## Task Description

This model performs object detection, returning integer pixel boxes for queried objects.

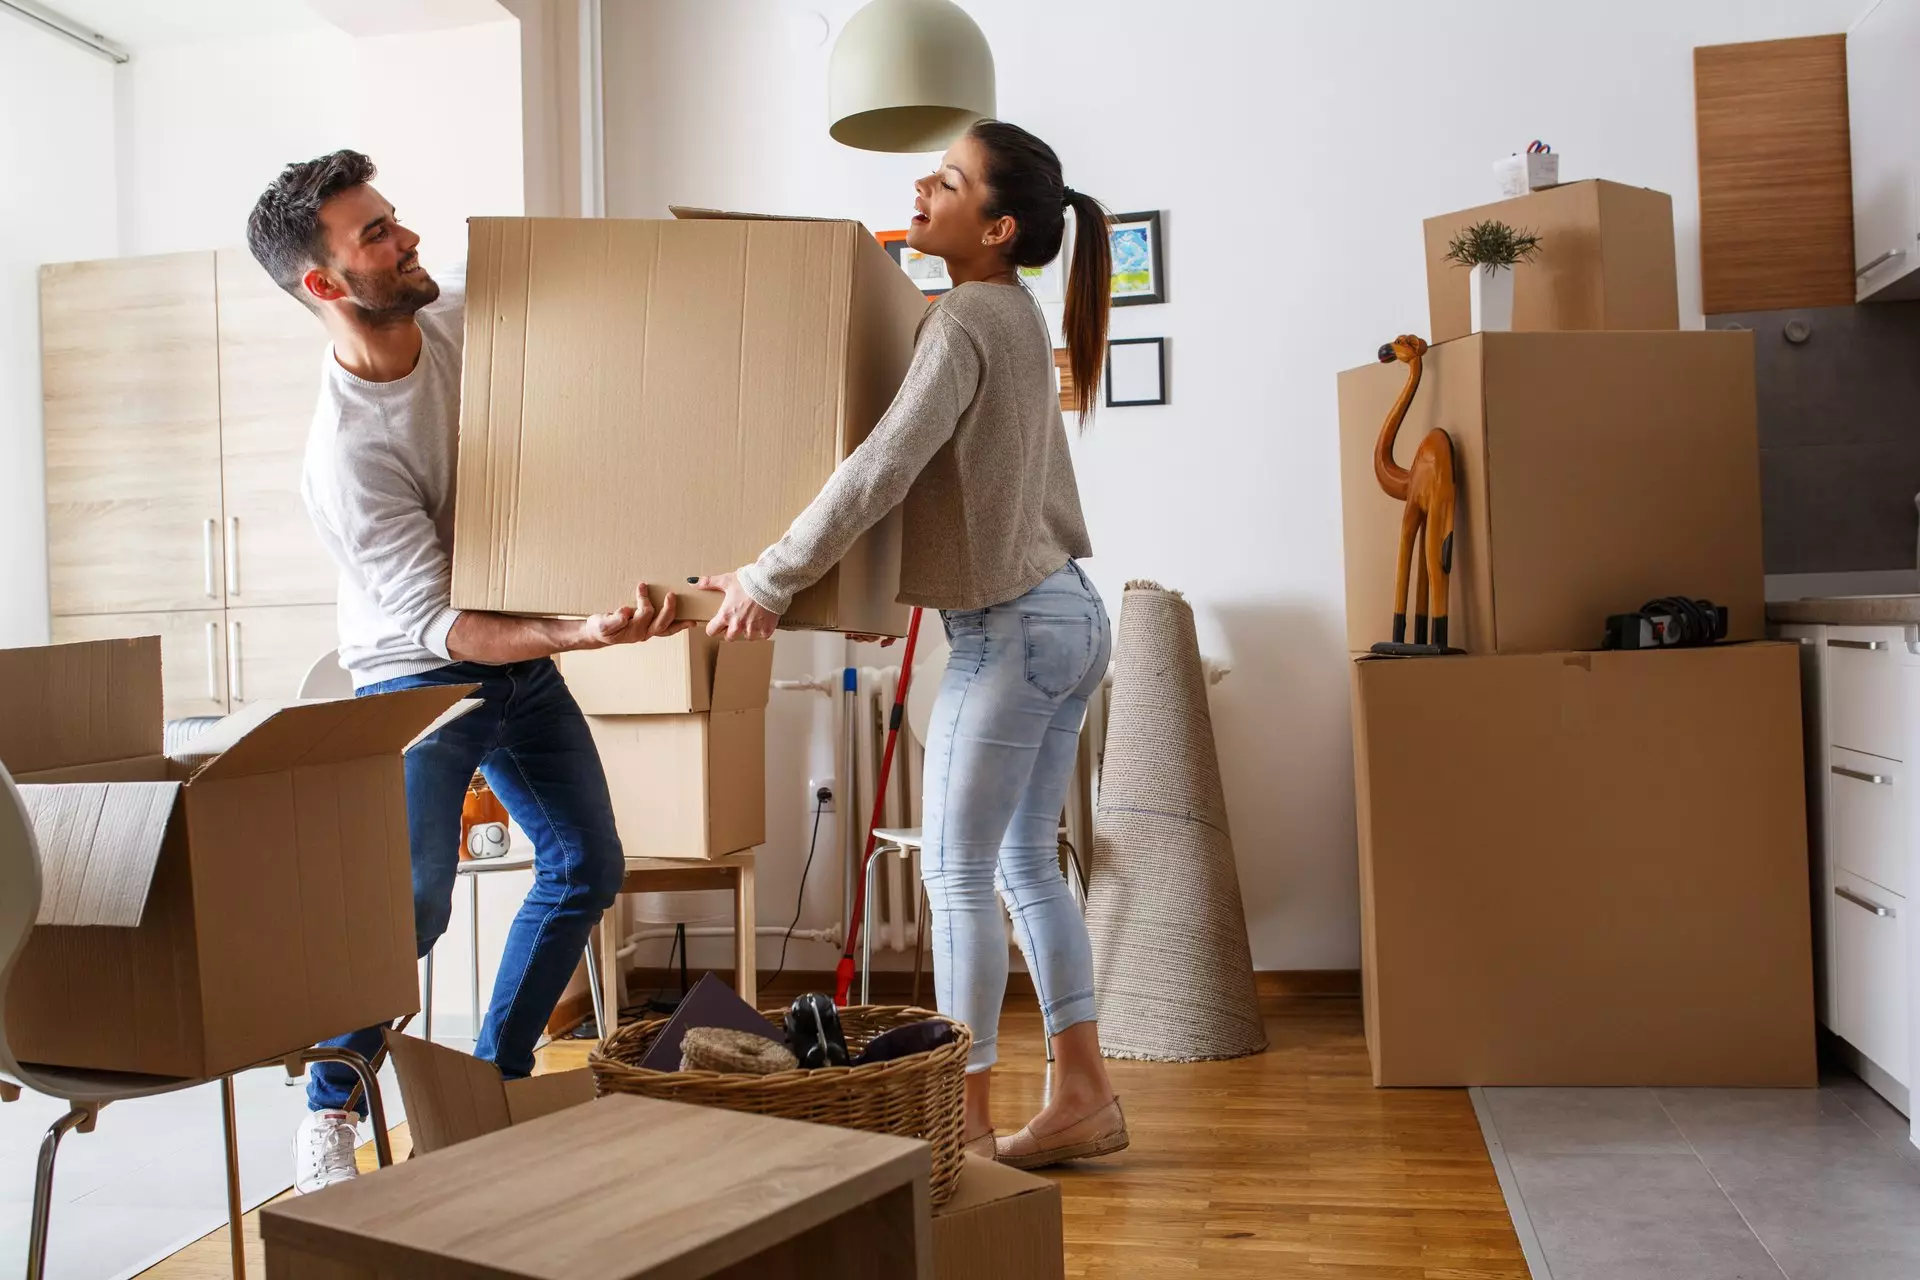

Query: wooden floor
[143,997,1526,1278]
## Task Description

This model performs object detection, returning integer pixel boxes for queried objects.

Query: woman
[698,120,1125,1169]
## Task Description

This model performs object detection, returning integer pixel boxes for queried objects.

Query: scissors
[1526,140,1552,155]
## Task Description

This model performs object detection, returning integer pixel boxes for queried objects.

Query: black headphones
[784,994,850,1069]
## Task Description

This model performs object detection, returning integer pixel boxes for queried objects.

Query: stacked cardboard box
[558,630,774,860]
[1336,185,1816,1086]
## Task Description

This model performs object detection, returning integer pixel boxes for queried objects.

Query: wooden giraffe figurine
[1373,335,1458,651]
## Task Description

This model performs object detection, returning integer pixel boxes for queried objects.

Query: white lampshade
[828,0,996,153]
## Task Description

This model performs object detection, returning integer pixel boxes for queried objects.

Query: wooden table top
[260,1094,928,1280]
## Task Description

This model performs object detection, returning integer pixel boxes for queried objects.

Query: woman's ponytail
[1061,189,1111,427]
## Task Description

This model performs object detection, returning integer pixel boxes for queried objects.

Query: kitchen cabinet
[1774,621,1912,1104]
[40,248,336,716]
[52,609,229,721]
[1849,0,1920,301]
[40,253,227,616]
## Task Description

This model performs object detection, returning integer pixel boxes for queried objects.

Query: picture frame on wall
[875,229,952,297]
[1108,210,1165,306]
[1106,337,1168,407]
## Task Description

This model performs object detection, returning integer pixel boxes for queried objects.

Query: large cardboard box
[0,638,467,1078]
[557,629,773,716]
[1350,643,1817,1087]
[933,1157,1064,1280]
[1424,180,1680,343]
[1337,331,1764,655]
[583,638,774,860]
[451,213,928,636]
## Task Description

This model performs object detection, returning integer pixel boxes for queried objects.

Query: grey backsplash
[1714,301,1920,576]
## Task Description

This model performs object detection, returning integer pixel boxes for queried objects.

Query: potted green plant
[1444,220,1542,333]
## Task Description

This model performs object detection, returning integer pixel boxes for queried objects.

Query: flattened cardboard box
[451,213,928,636]
[1424,179,1680,343]
[1350,643,1816,1087]
[1,637,468,1078]
[1337,330,1763,655]
[557,630,774,716]
[382,1030,594,1155]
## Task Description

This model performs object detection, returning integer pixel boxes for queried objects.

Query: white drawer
[1832,868,1909,1086]
[1830,747,1908,898]
[1826,627,1907,762]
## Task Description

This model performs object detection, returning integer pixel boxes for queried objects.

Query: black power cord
[1603,596,1728,650]
[764,790,829,994]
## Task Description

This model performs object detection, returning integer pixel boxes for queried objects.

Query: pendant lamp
[828,0,995,153]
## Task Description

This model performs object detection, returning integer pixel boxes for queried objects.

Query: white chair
[2,760,392,1277]
[297,648,354,699]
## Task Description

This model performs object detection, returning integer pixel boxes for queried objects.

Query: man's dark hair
[246,149,376,304]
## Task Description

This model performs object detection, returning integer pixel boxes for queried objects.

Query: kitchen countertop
[1766,595,1920,626]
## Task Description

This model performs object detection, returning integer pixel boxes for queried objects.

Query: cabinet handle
[226,516,240,597]
[203,519,218,599]
[1836,885,1896,918]
[1831,765,1893,785]
[228,619,243,704]
[205,621,220,701]
[1827,639,1890,651]
[1857,248,1907,278]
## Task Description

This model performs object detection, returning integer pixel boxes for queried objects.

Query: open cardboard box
[582,637,774,859]
[450,208,927,637]
[0,637,473,1078]
[384,1032,1064,1278]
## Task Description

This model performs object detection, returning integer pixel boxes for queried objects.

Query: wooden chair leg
[733,862,757,1008]
[598,901,622,1038]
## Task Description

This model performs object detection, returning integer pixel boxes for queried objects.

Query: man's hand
[694,570,779,641]
[575,583,685,650]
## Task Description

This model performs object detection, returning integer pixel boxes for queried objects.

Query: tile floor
[1477,1070,1920,1280]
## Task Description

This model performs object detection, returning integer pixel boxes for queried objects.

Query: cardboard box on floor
[383,1032,1063,1280]
[0,638,470,1078]
[1350,643,1817,1087]
[1337,330,1764,655]
[582,637,775,859]
[1424,180,1680,342]
[450,210,928,637]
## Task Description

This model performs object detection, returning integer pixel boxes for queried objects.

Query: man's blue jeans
[307,658,624,1113]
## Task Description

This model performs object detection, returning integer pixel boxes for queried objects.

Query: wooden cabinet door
[52,610,228,720]
[41,253,227,615]
[225,604,338,709]
[215,249,336,609]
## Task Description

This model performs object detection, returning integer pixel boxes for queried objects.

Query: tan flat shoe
[995,1098,1129,1170]
[963,1128,998,1161]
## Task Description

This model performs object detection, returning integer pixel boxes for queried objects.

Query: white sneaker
[296,1109,361,1194]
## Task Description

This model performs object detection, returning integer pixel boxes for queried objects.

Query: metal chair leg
[860,844,892,1006]
[27,1104,96,1280]
[290,1047,393,1168]
[220,1077,247,1279]
[583,936,606,1041]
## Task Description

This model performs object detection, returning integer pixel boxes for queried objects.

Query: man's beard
[342,260,440,326]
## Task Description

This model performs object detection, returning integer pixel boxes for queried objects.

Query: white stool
[862,828,927,1007]
[424,851,542,1043]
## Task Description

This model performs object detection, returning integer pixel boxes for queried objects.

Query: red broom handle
[833,607,925,1006]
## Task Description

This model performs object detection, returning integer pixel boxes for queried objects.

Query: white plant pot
[1470,265,1515,333]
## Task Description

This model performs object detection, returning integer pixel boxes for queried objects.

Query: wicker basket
[591,1005,970,1206]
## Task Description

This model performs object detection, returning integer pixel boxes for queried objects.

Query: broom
[833,607,925,1006]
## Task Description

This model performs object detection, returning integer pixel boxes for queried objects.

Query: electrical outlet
[810,778,835,812]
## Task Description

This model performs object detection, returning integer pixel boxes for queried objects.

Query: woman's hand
[694,570,780,641]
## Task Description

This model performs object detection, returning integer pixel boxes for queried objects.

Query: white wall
[602,0,1871,972]
[0,20,119,648]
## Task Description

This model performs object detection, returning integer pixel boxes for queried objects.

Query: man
[247,150,679,1193]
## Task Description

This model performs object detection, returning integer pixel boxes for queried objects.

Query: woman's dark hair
[967,120,1111,425]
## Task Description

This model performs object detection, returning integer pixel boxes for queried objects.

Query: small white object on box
[1494,150,1560,197]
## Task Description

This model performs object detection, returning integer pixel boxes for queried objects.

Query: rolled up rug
[1086,581,1267,1061]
